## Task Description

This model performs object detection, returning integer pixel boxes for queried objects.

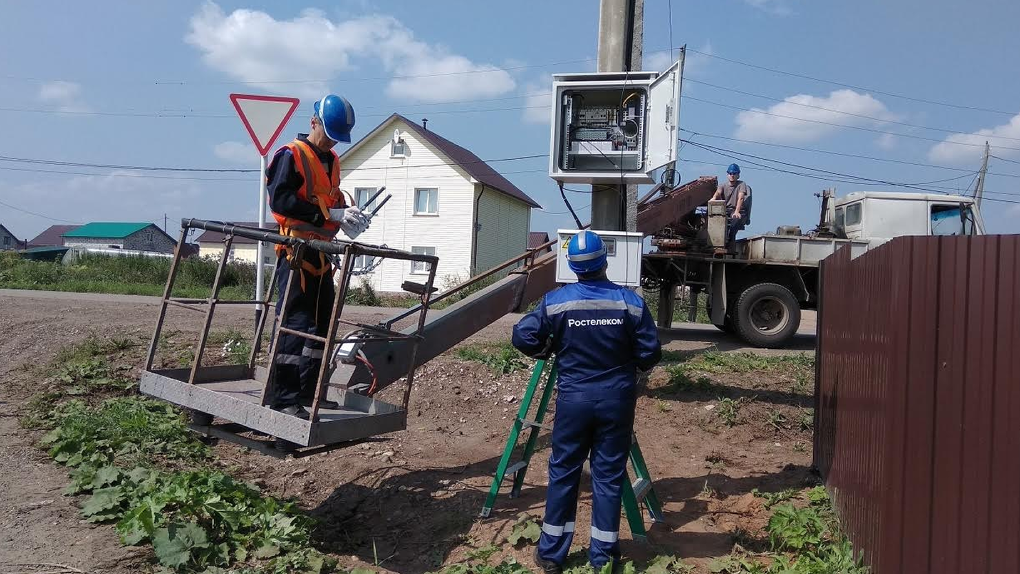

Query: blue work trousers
[267,253,334,408]
[538,393,636,568]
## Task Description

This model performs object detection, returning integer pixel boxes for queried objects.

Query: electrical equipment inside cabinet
[559,88,646,173]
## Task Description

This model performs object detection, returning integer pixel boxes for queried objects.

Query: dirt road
[0,289,817,572]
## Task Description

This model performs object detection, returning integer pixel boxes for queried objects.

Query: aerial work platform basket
[139,219,439,453]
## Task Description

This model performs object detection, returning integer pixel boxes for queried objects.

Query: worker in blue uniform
[512,230,662,572]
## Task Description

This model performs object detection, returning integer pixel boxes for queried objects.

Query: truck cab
[830,192,985,246]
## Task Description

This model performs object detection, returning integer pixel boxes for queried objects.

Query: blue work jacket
[512,279,662,398]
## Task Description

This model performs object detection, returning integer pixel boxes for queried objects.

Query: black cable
[0,152,546,175]
[991,155,1020,165]
[687,48,1017,117]
[682,95,1020,153]
[680,129,1020,179]
[0,165,251,181]
[558,182,584,228]
[684,77,1020,143]
[680,141,1020,204]
[684,140,1008,192]
[0,199,82,223]
[667,0,674,62]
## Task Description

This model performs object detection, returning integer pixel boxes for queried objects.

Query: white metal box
[548,54,685,184]
[555,229,644,286]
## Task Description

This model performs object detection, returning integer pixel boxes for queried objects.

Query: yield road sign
[229,93,300,156]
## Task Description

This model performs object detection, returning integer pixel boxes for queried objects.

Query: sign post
[228,93,300,319]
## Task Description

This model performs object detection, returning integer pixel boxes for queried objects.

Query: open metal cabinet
[548,47,685,184]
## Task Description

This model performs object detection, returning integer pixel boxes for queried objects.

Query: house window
[414,188,438,215]
[354,187,378,211]
[3,236,10,247]
[834,207,845,229]
[844,203,862,226]
[391,139,406,157]
[410,246,435,274]
[145,230,154,242]
[353,254,376,271]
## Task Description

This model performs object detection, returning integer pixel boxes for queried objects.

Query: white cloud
[645,41,711,76]
[876,133,898,150]
[735,89,897,144]
[522,81,552,125]
[38,80,90,113]
[928,113,1020,165]
[644,51,674,73]
[745,0,795,16]
[185,2,515,102]
[214,141,259,165]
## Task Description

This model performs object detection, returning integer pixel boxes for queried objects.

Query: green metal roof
[63,222,153,239]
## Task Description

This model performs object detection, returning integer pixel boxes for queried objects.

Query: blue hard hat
[726,163,741,175]
[567,230,608,275]
[313,94,356,143]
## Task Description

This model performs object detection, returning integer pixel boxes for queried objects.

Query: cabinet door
[645,50,685,176]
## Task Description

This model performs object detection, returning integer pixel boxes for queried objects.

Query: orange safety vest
[268,139,353,286]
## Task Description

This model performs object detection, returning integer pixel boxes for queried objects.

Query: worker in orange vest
[265,94,368,420]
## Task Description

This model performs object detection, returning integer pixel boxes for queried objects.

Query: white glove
[329,207,370,239]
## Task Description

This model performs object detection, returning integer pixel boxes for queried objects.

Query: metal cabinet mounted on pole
[548,50,685,185]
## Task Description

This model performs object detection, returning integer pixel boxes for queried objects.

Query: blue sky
[2,0,1019,245]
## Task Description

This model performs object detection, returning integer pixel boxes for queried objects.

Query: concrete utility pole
[974,141,989,208]
[593,0,643,232]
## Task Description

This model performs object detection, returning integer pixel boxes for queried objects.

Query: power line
[684,77,1020,143]
[0,153,546,176]
[0,155,256,173]
[538,203,591,215]
[1,57,595,87]
[0,198,82,223]
[0,165,252,181]
[677,157,1018,199]
[679,129,1020,178]
[688,48,1018,117]
[991,154,1020,165]
[681,139,1020,204]
[0,103,549,119]
[682,95,1020,153]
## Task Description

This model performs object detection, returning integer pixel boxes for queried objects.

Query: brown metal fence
[814,235,1020,574]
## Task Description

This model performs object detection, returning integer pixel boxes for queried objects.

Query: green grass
[0,251,255,299]
[643,288,712,325]
[715,397,745,427]
[710,488,869,574]
[456,341,528,375]
[664,364,718,392]
[23,335,339,573]
[207,328,255,365]
[684,351,814,374]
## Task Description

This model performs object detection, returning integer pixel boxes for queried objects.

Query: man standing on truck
[265,94,369,420]
[712,163,752,243]
[511,230,662,573]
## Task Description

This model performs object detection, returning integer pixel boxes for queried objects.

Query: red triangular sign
[229,93,301,156]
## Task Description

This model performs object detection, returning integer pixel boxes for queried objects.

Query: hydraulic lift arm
[332,249,559,395]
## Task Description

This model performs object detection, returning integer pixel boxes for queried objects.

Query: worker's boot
[533,548,563,574]
[300,397,341,410]
[276,405,310,420]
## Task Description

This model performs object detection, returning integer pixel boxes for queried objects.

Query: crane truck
[639,177,987,348]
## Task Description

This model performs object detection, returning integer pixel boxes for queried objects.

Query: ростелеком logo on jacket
[567,318,624,327]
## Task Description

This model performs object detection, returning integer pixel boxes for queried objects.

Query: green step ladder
[480,359,664,541]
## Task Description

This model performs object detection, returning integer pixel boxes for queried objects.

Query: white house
[196,222,279,265]
[337,114,541,293]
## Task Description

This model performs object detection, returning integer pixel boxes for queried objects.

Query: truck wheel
[734,283,801,348]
